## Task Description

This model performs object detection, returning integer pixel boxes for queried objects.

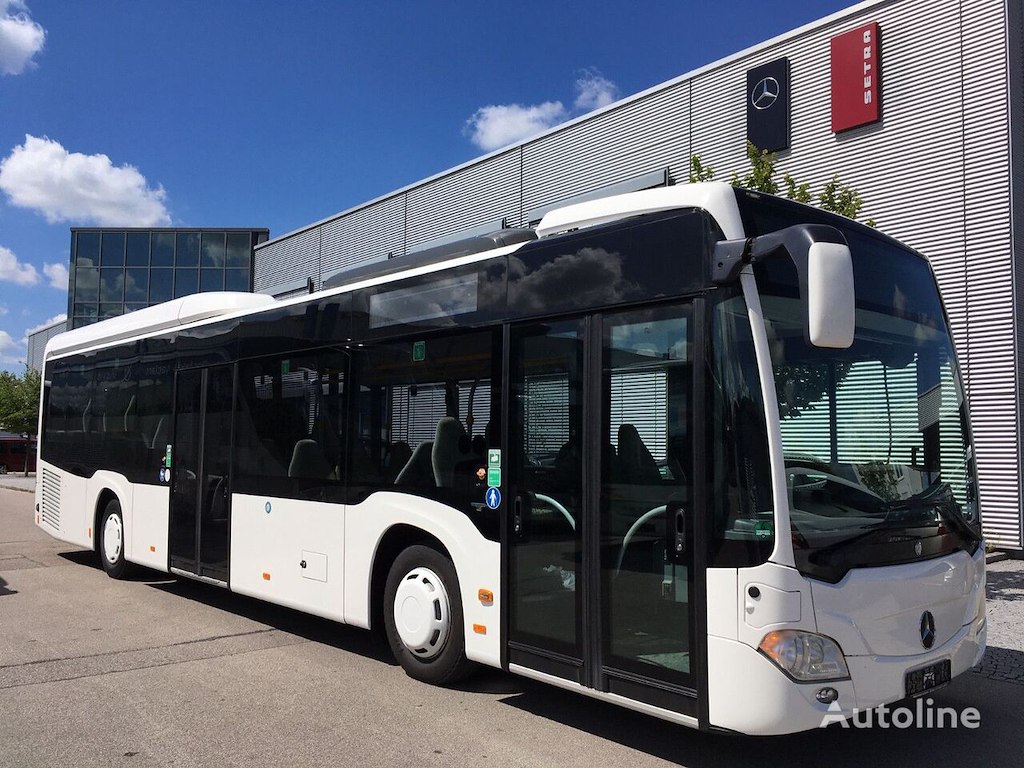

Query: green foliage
[775,362,852,421]
[729,141,779,194]
[857,461,902,502]
[0,367,41,436]
[783,173,812,203]
[688,141,875,225]
[688,154,715,183]
[818,176,863,220]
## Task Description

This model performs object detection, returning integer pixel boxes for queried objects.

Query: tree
[689,141,876,226]
[0,367,41,475]
[688,142,877,429]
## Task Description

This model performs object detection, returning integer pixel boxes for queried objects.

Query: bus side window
[234,350,348,500]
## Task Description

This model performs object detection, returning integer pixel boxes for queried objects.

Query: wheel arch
[369,523,452,634]
[92,487,121,553]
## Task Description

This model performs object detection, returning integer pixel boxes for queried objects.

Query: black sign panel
[746,58,790,152]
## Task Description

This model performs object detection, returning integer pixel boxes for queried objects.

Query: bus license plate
[905,659,951,697]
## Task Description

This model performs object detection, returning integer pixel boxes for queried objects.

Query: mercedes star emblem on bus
[920,611,936,649]
[751,76,780,110]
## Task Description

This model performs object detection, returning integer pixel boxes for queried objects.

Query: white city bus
[34,183,986,735]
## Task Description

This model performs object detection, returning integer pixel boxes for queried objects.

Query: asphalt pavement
[1,486,1023,768]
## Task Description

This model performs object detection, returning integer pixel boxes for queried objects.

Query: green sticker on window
[412,341,426,362]
[487,468,501,487]
[488,449,501,468]
[754,520,774,540]
[281,360,290,375]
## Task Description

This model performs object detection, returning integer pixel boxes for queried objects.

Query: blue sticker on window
[485,487,501,510]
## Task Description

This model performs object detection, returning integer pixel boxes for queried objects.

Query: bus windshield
[751,222,981,582]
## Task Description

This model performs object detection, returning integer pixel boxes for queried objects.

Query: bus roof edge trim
[45,292,276,360]
[535,182,745,240]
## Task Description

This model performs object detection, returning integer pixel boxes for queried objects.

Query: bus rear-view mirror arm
[711,224,856,349]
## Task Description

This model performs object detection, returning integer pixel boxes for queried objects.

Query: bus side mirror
[712,224,855,349]
[805,242,855,349]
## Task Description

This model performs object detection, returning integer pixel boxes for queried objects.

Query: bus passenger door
[507,304,699,719]
[169,365,235,584]
[507,321,586,681]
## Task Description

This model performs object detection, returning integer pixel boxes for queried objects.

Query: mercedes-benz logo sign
[920,611,936,649]
[751,76,780,110]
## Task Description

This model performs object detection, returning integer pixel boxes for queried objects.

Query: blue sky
[0,0,853,370]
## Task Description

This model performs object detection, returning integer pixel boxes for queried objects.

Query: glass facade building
[67,228,269,329]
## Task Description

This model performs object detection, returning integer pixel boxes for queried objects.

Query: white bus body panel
[228,490,501,669]
[344,491,501,668]
[129,483,170,571]
[44,292,275,360]
[811,549,986,657]
[535,182,745,240]
[707,549,986,735]
[230,494,346,622]
[35,461,91,549]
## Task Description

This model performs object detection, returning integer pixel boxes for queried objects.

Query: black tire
[98,498,129,579]
[383,545,474,685]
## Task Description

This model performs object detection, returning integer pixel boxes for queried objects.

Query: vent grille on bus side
[40,468,60,530]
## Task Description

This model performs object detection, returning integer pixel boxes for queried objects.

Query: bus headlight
[758,630,850,682]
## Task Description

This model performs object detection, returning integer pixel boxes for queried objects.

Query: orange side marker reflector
[473,624,487,635]
[87,526,92,538]
[150,546,157,553]
[478,589,494,605]
[262,572,271,581]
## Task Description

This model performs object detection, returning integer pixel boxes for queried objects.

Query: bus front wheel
[99,498,129,579]
[383,545,473,685]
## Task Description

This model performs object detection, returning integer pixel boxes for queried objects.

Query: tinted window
[101,232,125,265]
[347,330,500,538]
[234,351,348,501]
[201,232,226,268]
[152,233,174,266]
[175,232,200,267]
[126,232,150,266]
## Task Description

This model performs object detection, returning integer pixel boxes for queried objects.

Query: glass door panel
[508,321,585,670]
[600,305,695,689]
[169,369,202,573]
[169,365,234,582]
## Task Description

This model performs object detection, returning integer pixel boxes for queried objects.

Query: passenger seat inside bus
[617,424,661,485]
[288,439,337,480]
[432,417,469,488]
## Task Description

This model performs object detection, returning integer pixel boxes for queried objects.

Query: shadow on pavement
[58,547,392,663]
[0,574,16,596]
[987,568,1024,601]
[495,673,1012,768]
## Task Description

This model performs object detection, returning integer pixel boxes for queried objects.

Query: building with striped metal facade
[254,0,1023,548]
[26,317,66,373]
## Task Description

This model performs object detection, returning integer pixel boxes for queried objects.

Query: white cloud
[465,101,567,152]
[464,69,619,152]
[42,261,67,289]
[0,329,23,365]
[0,135,171,226]
[0,244,39,285]
[0,304,8,315]
[23,312,65,340]
[0,1,45,76]
[573,68,618,112]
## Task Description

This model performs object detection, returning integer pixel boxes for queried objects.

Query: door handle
[513,494,525,537]
[666,503,688,564]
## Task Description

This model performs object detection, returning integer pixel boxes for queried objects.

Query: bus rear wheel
[99,498,129,579]
[384,545,473,685]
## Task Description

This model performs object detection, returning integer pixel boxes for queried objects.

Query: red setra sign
[831,22,881,133]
